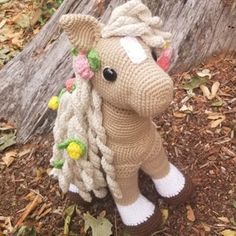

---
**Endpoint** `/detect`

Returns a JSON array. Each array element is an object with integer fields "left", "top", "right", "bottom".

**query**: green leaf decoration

[
  {"left": 70, "top": 47, "right": 78, "bottom": 56},
  {"left": 57, "top": 85, "right": 76, "bottom": 101},
  {"left": 75, "top": 140, "right": 86, "bottom": 155},
  {"left": 58, "top": 139, "right": 86, "bottom": 154},
  {"left": 83, "top": 212, "right": 113, "bottom": 236},
  {"left": 57, "top": 139, "right": 71, "bottom": 149},
  {"left": 52, "top": 159, "right": 64, "bottom": 169},
  {"left": 87, "top": 50, "right": 101, "bottom": 71},
  {"left": 72, "top": 84, "right": 77, "bottom": 92},
  {"left": 181, "top": 76, "right": 207, "bottom": 91},
  {"left": 58, "top": 88, "right": 66, "bottom": 99}
]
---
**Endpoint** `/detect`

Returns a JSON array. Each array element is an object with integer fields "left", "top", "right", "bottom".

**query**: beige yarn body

[{"left": 50, "top": 0, "right": 173, "bottom": 205}]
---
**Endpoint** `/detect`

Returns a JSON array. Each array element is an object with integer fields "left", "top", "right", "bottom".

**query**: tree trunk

[{"left": 0, "top": 0, "right": 235, "bottom": 143}]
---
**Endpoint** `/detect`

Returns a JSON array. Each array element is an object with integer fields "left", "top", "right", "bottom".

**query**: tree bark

[{"left": 0, "top": 0, "right": 235, "bottom": 143}]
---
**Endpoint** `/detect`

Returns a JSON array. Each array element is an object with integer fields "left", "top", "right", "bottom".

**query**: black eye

[
  {"left": 151, "top": 50, "right": 157, "bottom": 61},
  {"left": 103, "top": 67, "right": 117, "bottom": 82}
]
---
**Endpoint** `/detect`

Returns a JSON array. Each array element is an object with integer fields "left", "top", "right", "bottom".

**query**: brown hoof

[
  {"left": 126, "top": 206, "right": 163, "bottom": 236},
  {"left": 162, "top": 176, "right": 194, "bottom": 205}
]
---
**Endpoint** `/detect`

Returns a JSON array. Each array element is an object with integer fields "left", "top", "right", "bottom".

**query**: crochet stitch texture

[
  {"left": 49, "top": 1, "right": 195, "bottom": 235},
  {"left": 50, "top": 0, "right": 173, "bottom": 204}
]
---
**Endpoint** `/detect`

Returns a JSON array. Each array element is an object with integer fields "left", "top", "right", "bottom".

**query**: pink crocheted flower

[
  {"left": 156, "top": 47, "right": 173, "bottom": 71},
  {"left": 73, "top": 53, "right": 94, "bottom": 80},
  {"left": 65, "top": 77, "right": 75, "bottom": 92}
]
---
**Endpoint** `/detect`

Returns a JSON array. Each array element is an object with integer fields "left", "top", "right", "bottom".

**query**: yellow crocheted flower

[
  {"left": 48, "top": 96, "right": 59, "bottom": 110},
  {"left": 67, "top": 142, "right": 83, "bottom": 160}
]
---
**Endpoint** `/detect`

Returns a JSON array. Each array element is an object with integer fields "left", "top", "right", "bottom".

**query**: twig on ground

[
  {"left": 36, "top": 207, "right": 52, "bottom": 220},
  {"left": 15, "top": 195, "right": 42, "bottom": 229},
  {"left": 29, "top": 189, "right": 45, "bottom": 200},
  {"left": 211, "top": 224, "right": 236, "bottom": 230}
]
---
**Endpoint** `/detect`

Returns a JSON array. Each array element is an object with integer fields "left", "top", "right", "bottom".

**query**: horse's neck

[{"left": 102, "top": 101, "right": 152, "bottom": 145}]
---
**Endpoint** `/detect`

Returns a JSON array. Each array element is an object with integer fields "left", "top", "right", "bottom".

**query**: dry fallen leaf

[
  {"left": 200, "top": 85, "right": 211, "bottom": 98},
  {"left": 15, "top": 225, "right": 37, "bottom": 236},
  {"left": 173, "top": 111, "right": 187, "bottom": 118},
  {"left": 197, "top": 69, "right": 212, "bottom": 79},
  {"left": 211, "top": 99, "right": 224, "bottom": 107},
  {"left": 0, "top": 19, "right": 7, "bottom": 29},
  {"left": 232, "top": 200, "right": 236, "bottom": 209},
  {"left": 221, "top": 147, "right": 236, "bottom": 158},
  {"left": 218, "top": 217, "right": 230, "bottom": 223},
  {"left": 161, "top": 209, "right": 169, "bottom": 224},
  {"left": 13, "top": 13, "right": 31, "bottom": 28},
  {"left": 83, "top": 212, "right": 113, "bottom": 236},
  {"left": 200, "top": 81, "right": 220, "bottom": 100},
  {"left": 99, "top": 210, "right": 106, "bottom": 218},
  {"left": 207, "top": 113, "right": 223, "bottom": 119},
  {"left": 182, "top": 76, "right": 207, "bottom": 91},
  {"left": 2, "top": 150, "right": 17, "bottom": 167},
  {"left": 0, "top": 216, "right": 13, "bottom": 233},
  {"left": 64, "top": 205, "right": 76, "bottom": 235},
  {"left": 11, "top": 36, "right": 24, "bottom": 48},
  {"left": 207, "top": 113, "right": 226, "bottom": 128},
  {"left": 18, "top": 148, "right": 31, "bottom": 157},
  {"left": 201, "top": 222, "right": 211, "bottom": 232},
  {"left": 179, "top": 104, "right": 193, "bottom": 113},
  {"left": 0, "top": 0, "right": 10, "bottom": 4},
  {"left": 220, "top": 229, "right": 236, "bottom": 236},
  {"left": 210, "top": 116, "right": 226, "bottom": 128},
  {"left": 0, "top": 132, "right": 16, "bottom": 151},
  {"left": 186, "top": 205, "right": 195, "bottom": 222},
  {"left": 211, "top": 81, "right": 220, "bottom": 97}
]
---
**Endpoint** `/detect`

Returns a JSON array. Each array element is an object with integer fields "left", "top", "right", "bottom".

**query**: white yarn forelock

[
  {"left": 101, "top": 0, "right": 171, "bottom": 48},
  {"left": 50, "top": 58, "right": 122, "bottom": 202}
]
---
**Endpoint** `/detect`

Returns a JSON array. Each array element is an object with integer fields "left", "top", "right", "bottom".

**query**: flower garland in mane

[{"left": 49, "top": 49, "right": 122, "bottom": 202}]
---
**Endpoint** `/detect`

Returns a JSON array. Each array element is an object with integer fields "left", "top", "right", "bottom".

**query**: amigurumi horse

[{"left": 49, "top": 0, "right": 193, "bottom": 235}]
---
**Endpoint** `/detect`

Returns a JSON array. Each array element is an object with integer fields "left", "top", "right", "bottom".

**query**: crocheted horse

[{"left": 49, "top": 1, "right": 193, "bottom": 235}]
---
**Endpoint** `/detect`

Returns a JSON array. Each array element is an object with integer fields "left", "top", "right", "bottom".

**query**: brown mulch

[
  {"left": 0, "top": 0, "right": 62, "bottom": 69},
  {"left": 0, "top": 56, "right": 236, "bottom": 236}
]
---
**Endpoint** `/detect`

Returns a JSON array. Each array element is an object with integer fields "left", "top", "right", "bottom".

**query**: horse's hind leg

[
  {"left": 113, "top": 166, "right": 162, "bottom": 235},
  {"left": 141, "top": 143, "right": 193, "bottom": 205}
]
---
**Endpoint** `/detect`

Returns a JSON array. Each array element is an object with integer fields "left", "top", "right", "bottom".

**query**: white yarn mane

[
  {"left": 50, "top": 58, "right": 122, "bottom": 202},
  {"left": 101, "top": 0, "right": 171, "bottom": 48},
  {"left": 50, "top": 0, "right": 170, "bottom": 202}
]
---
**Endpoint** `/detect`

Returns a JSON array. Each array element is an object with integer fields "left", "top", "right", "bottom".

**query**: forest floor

[
  {"left": 0, "top": 0, "right": 62, "bottom": 69},
  {"left": 0, "top": 1, "right": 236, "bottom": 236},
  {"left": 0, "top": 56, "right": 235, "bottom": 236}
]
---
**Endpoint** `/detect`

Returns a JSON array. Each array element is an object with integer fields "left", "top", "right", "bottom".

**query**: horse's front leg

[
  {"left": 113, "top": 162, "right": 162, "bottom": 236},
  {"left": 141, "top": 136, "right": 194, "bottom": 205}
]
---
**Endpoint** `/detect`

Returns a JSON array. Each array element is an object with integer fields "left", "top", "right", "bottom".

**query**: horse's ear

[{"left": 59, "top": 14, "right": 101, "bottom": 51}]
